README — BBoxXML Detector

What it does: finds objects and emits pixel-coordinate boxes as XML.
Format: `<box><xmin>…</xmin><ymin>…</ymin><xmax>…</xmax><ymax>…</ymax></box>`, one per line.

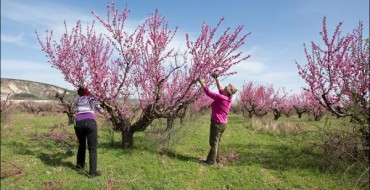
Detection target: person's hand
<box><xmin>198</xmin><ymin>78</ymin><xmax>205</xmax><ymax>84</ymax></box>
<box><xmin>197</xmin><ymin>78</ymin><xmax>205</xmax><ymax>87</ymax></box>
<box><xmin>211</xmin><ymin>73</ymin><xmax>218</xmax><ymax>79</ymax></box>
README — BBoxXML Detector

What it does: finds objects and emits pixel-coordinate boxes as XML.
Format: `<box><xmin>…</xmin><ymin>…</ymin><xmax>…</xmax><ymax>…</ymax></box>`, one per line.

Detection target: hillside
<box><xmin>1</xmin><ymin>78</ymin><xmax>75</xmax><ymax>100</ymax></box>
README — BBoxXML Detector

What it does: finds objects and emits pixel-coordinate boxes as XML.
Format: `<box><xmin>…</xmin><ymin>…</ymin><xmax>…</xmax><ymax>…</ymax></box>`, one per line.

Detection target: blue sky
<box><xmin>1</xmin><ymin>0</ymin><xmax>369</xmax><ymax>94</ymax></box>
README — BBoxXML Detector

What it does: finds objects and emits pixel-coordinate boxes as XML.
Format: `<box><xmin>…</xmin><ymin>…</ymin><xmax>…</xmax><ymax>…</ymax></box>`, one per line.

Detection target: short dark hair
<box><xmin>77</xmin><ymin>87</ymin><xmax>90</xmax><ymax>96</ymax></box>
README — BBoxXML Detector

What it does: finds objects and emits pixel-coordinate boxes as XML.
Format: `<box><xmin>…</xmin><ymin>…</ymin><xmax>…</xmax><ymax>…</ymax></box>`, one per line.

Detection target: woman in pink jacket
<box><xmin>198</xmin><ymin>74</ymin><xmax>237</xmax><ymax>165</ymax></box>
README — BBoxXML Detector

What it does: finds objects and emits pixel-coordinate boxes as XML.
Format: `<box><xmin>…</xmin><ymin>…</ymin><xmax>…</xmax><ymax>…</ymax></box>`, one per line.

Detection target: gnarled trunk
<box><xmin>67</xmin><ymin>113</ymin><xmax>75</xmax><ymax>125</ymax></box>
<box><xmin>274</xmin><ymin>113</ymin><xmax>281</xmax><ymax>121</ymax></box>
<box><xmin>121</xmin><ymin>130</ymin><xmax>134</xmax><ymax>149</ymax></box>
<box><xmin>166</xmin><ymin>117</ymin><xmax>175</xmax><ymax>131</ymax></box>
<box><xmin>248</xmin><ymin>111</ymin><xmax>253</xmax><ymax>118</ymax></box>
<box><xmin>273</xmin><ymin>109</ymin><xmax>281</xmax><ymax>120</ymax></box>
<box><xmin>314</xmin><ymin>114</ymin><xmax>322</xmax><ymax>121</ymax></box>
<box><xmin>297</xmin><ymin>112</ymin><xmax>303</xmax><ymax>119</ymax></box>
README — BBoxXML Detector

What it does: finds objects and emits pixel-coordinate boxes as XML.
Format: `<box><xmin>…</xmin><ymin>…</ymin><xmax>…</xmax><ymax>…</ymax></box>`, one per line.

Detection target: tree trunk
<box><xmin>368</xmin><ymin>119</ymin><xmax>370</xmax><ymax>172</ymax></box>
<box><xmin>366</xmin><ymin>121</ymin><xmax>370</xmax><ymax>171</ymax></box>
<box><xmin>273</xmin><ymin>109</ymin><xmax>281</xmax><ymax>121</ymax></box>
<box><xmin>67</xmin><ymin>113</ymin><xmax>74</xmax><ymax>125</ymax></box>
<box><xmin>297</xmin><ymin>112</ymin><xmax>303</xmax><ymax>119</ymax></box>
<box><xmin>368</xmin><ymin>124</ymin><xmax>370</xmax><ymax>172</ymax></box>
<box><xmin>166</xmin><ymin>117</ymin><xmax>175</xmax><ymax>131</ymax></box>
<box><xmin>121</xmin><ymin>130</ymin><xmax>134</xmax><ymax>149</ymax></box>
<box><xmin>274</xmin><ymin>114</ymin><xmax>280</xmax><ymax>121</ymax></box>
<box><xmin>248</xmin><ymin>111</ymin><xmax>253</xmax><ymax>118</ymax></box>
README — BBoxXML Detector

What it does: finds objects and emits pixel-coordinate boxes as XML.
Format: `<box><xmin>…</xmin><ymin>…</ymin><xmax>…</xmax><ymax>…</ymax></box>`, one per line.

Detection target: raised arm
<box><xmin>198</xmin><ymin>78</ymin><xmax>229</xmax><ymax>101</ymax></box>
<box><xmin>198</xmin><ymin>78</ymin><xmax>206</xmax><ymax>88</ymax></box>
<box><xmin>215</xmin><ymin>78</ymin><xmax>223</xmax><ymax>91</ymax></box>
<box><xmin>211</xmin><ymin>74</ymin><xmax>223</xmax><ymax>92</ymax></box>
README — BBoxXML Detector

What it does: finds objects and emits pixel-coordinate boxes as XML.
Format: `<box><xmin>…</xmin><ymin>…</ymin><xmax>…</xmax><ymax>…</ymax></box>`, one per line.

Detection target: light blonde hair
<box><xmin>226</xmin><ymin>84</ymin><xmax>238</xmax><ymax>96</ymax></box>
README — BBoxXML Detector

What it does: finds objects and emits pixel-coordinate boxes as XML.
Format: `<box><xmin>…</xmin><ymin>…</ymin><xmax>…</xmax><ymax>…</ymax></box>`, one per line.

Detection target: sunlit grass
<box><xmin>0</xmin><ymin>112</ymin><xmax>366</xmax><ymax>189</ymax></box>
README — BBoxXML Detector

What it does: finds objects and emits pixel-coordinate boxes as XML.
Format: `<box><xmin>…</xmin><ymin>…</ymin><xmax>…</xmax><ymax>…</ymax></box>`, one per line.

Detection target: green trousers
<box><xmin>206</xmin><ymin>120</ymin><xmax>227</xmax><ymax>164</ymax></box>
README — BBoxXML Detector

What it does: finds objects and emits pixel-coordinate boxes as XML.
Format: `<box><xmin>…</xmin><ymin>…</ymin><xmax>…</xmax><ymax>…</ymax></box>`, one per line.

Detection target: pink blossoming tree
<box><xmin>296</xmin><ymin>17</ymin><xmax>369</xmax><ymax>165</ymax></box>
<box><xmin>297</xmin><ymin>17</ymin><xmax>369</xmax><ymax>123</ymax></box>
<box><xmin>269</xmin><ymin>86</ymin><xmax>289</xmax><ymax>120</ymax></box>
<box><xmin>291</xmin><ymin>90</ymin><xmax>311</xmax><ymax>119</ymax></box>
<box><xmin>282</xmin><ymin>95</ymin><xmax>295</xmax><ymax>117</ymax></box>
<box><xmin>305</xmin><ymin>90</ymin><xmax>326</xmax><ymax>121</ymax></box>
<box><xmin>238</xmin><ymin>82</ymin><xmax>272</xmax><ymax>118</ymax></box>
<box><xmin>36</xmin><ymin>2</ymin><xmax>251</xmax><ymax>148</ymax></box>
<box><xmin>190</xmin><ymin>91</ymin><xmax>213</xmax><ymax>115</ymax></box>
<box><xmin>0</xmin><ymin>93</ymin><xmax>12</xmax><ymax>114</ymax></box>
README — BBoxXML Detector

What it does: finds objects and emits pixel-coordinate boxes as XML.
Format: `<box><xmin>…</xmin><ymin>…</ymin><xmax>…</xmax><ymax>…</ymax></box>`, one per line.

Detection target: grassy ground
<box><xmin>0</xmin><ymin>111</ymin><xmax>367</xmax><ymax>189</ymax></box>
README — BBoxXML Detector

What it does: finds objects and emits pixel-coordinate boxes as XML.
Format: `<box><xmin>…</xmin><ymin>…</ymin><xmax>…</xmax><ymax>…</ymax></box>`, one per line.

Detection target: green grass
<box><xmin>0</xmin><ymin>112</ymin><xmax>366</xmax><ymax>189</ymax></box>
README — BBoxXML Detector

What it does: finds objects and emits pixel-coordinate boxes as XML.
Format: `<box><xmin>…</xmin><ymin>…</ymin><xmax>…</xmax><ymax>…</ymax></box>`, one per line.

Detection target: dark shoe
<box><xmin>74</xmin><ymin>165</ymin><xmax>84</xmax><ymax>170</ymax></box>
<box><xmin>88</xmin><ymin>171</ymin><xmax>101</xmax><ymax>178</ymax></box>
<box><xmin>200</xmin><ymin>160</ymin><xmax>213</xmax><ymax>166</ymax></box>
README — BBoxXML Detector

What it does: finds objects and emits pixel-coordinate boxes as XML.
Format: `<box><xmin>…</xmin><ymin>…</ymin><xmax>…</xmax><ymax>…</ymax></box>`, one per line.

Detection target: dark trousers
<box><xmin>206</xmin><ymin>120</ymin><xmax>227</xmax><ymax>164</ymax></box>
<box><xmin>74</xmin><ymin>119</ymin><xmax>98</xmax><ymax>174</ymax></box>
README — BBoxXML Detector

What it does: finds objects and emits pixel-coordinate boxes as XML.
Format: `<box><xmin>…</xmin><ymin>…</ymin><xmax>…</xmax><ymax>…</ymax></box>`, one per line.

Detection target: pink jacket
<box><xmin>203</xmin><ymin>87</ymin><xmax>232</xmax><ymax>124</ymax></box>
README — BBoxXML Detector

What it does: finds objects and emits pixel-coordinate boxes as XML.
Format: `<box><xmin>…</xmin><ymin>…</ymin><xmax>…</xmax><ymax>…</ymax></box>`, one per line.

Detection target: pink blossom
<box><xmin>296</xmin><ymin>17</ymin><xmax>369</xmax><ymax>122</ymax></box>
<box><xmin>36</xmin><ymin>2</ymin><xmax>251</xmax><ymax>148</ymax></box>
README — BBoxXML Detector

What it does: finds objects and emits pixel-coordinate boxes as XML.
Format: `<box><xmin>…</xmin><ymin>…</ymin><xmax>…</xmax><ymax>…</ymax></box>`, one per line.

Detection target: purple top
<box><xmin>75</xmin><ymin>112</ymin><xmax>96</xmax><ymax>121</ymax></box>
<box><xmin>203</xmin><ymin>87</ymin><xmax>232</xmax><ymax>124</ymax></box>
<box><xmin>74</xmin><ymin>96</ymin><xmax>103</xmax><ymax>121</ymax></box>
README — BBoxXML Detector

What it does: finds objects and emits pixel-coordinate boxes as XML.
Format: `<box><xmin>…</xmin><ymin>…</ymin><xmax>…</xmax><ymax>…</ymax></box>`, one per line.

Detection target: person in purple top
<box><xmin>74</xmin><ymin>85</ymin><xmax>104</xmax><ymax>178</ymax></box>
<box><xmin>198</xmin><ymin>74</ymin><xmax>238</xmax><ymax>165</ymax></box>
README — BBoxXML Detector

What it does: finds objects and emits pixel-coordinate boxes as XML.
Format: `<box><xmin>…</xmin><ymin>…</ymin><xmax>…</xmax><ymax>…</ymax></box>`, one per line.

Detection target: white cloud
<box><xmin>2</xmin><ymin>0</ymin><xmax>146</xmax><ymax>49</ymax></box>
<box><xmin>1</xmin><ymin>33</ymin><xmax>24</xmax><ymax>44</ymax></box>
<box><xmin>230</xmin><ymin>70</ymin><xmax>305</xmax><ymax>93</ymax></box>
<box><xmin>2</xmin><ymin>0</ymin><xmax>147</xmax><ymax>65</ymax></box>
<box><xmin>2</xmin><ymin>1</ymin><xmax>90</xmax><ymax>49</ymax></box>
<box><xmin>223</xmin><ymin>42</ymin><xmax>307</xmax><ymax>94</ymax></box>
<box><xmin>1</xmin><ymin>33</ymin><xmax>40</xmax><ymax>49</ymax></box>
<box><xmin>2</xmin><ymin>1</ymin><xmax>90</xmax><ymax>27</ymax></box>
<box><xmin>1</xmin><ymin>59</ymin><xmax>74</xmax><ymax>89</ymax></box>
<box><xmin>231</xmin><ymin>60</ymin><xmax>266</xmax><ymax>75</ymax></box>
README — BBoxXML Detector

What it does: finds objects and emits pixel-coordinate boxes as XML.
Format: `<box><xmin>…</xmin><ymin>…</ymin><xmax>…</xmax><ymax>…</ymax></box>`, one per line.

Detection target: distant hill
<box><xmin>1</xmin><ymin>78</ymin><xmax>75</xmax><ymax>100</ymax></box>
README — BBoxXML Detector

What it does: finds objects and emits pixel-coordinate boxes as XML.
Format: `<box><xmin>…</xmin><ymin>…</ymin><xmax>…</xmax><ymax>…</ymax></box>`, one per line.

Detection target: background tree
<box><xmin>21</xmin><ymin>100</ymin><xmax>52</xmax><ymax>115</ymax></box>
<box><xmin>269</xmin><ymin>86</ymin><xmax>288</xmax><ymax>120</ymax></box>
<box><xmin>291</xmin><ymin>90</ymin><xmax>310</xmax><ymax>119</ymax></box>
<box><xmin>296</xmin><ymin>17</ymin><xmax>369</xmax><ymax>124</ymax></box>
<box><xmin>282</xmin><ymin>95</ymin><xmax>295</xmax><ymax>117</ymax></box>
<box><xmin>189</xmin><ymin>91</ymin><xmax>213</xmax><ymax>116</ymax></box>
<box><xmin>36</xmin><ymin>2</ymin><xmax>251</xmax><ymax>149</ymax></box>
<box><xmin>305</xmin><ymin>91</ymin><xmax>326</xmax><ymax>121</ymax></box>
<box><xmin>54</xmin><ymin>91</ymin><xmax>76</xmax><ymax>125</ymax></box>
<box><xmin>296</xmin><ymin>17</ymin><xmax>369</xmax><ymax>168</ymax></box>
<box><xmin>0</xmin><ymin>94</ymin><xmax>12</xmax><ymax>114</ymax></box>
<box><xmin>238</xmin><ymin>82</ymin><xmax>272</xmax><ymax>118</ymax></box>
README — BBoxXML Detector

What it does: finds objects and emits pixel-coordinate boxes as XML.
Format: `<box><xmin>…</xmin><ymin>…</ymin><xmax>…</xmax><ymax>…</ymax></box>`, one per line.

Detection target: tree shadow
<box><xmin>99</xmin><ymin>135</ymin><xmax>203</xmax><ymax>163</ymax></box>
<box><xmin>37</xmin><ymin>152</ymin><xmax>75</xmax><ymax>168</ymax></box>
<box><xmin>99</xmin><ymin>141</ymin><xmax>124</xmax><ymax>150</ymax></box>
<box><xmin>6</xmin><ymin>139</ymin><xmax>78</xmax><ymax>171</ymax></box>
<box><xmin>37</xmin><ymin>152</ymin><xmax>90</xmax><ymax>177</ymax></box>
<box><xmin>222</xmin><ymin>143</ymin><xmax>327</xmax><ymax>172</ymax></box>
<box><xmin>6</xmin><ymin>141</ymin><xmax>36</xmax><ymax>156</ymax></box>
<box><xmin>158</xmin><ymin>149</ymin><xmax>200</xmax><ymax>163</ymax></box>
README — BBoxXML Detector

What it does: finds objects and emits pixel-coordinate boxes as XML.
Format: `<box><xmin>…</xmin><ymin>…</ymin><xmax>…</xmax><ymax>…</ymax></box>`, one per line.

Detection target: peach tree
<box><xmin>36</xmin><ymin>2</ymin><xmax>251</xmax><ymax>148</ymax></box>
